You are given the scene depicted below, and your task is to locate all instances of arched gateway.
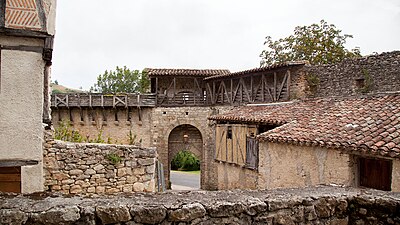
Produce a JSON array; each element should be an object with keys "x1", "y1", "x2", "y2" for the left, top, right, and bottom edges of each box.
[{"x1": 168, "y1": 124, "x2": 203, "y2": 189}]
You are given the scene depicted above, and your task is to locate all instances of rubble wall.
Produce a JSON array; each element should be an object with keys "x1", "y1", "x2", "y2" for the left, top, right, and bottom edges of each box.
[
  {"x1": 0, "y1": 187, "x2": 399, "y2": 224},
  {"x1": 43, "y1": 133, "x2": 158, "y2": 195}
]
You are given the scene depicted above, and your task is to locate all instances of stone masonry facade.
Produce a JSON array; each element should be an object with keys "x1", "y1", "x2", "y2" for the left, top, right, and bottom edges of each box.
[
  {"x1": 1, "y1": 187, "x2": 399, "y2": 224},
  {"x1": 43, "y1": 131, "x2": 158, "y2": 195},
  {"x1": 305, "y1": 51, "x2": 400, "y2": 98}
]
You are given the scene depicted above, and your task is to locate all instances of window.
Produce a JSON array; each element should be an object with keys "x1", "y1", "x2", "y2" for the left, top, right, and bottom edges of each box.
[{"x1": 227, "y1": 126, "x2": 232, "y2": 139}]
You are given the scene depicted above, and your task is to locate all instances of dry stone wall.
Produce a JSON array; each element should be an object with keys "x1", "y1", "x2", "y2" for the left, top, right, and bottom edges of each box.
[
  {"x1": 305, "y1": 51, "x2": 400, "y2": 97},
  {"x1": 1, "y1": 187, "x2": 399, "y2": 224},
  {"x1": 43, "y1": 131, "x2": 158, "y2": 195}
]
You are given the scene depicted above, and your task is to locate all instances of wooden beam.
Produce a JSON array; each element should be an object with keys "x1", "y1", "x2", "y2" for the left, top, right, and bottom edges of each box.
[
  {"x1": 250, "y1": 76, "x2": 253, "y2": 102},
  {"x1": 232, "y1": 79, "x2": 241, "y2": 104},
  {"x1": 155, "y1": 77, "x2": 158, "y2": 105},
  {"x1": 1, "y1": 45, "x2": 43, "y2": 53},
  {"x1": 230, "y1": 79, "x2": 233, "y2": 104},
  {"x1": 0, "y1": 160, "x2": 38, "y2": 167},
  {"x1": 206, "y1": 83, "x2": 214, "y2": 105},
  {"x1": 277, "y1": 72, "x2": 288, "y2": 101},
  {"x1": 221, "y1": 81, "x2": 231, "y2": 104},
  {"x1": 42, "y1": 64, "x2": 51, "y2": 124},
  {"x1": 0, "y1": 27, "x2": 50, "y2": 38},
  {"x1": 213, "y1": 81, "x2": 216, "y2": 104},
  {"x1": 240, "y1": 78, "x2": 251, "y2": 103}
]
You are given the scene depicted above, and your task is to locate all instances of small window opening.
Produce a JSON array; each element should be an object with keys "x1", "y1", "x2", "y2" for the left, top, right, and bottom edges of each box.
[
  {"x1": 185, "y1": 112, "x2": 189, "y2": 115},
  {"x1": 163, "y1": 111, "x2": 166, "y2": 115},
  {"x1": 69, "y1": 110, "x2": 73, "y2": 122},
  {"x1": 127, "y1": 108, "x2": 132, "y2": 122},
  {"x1": 355, "y1": 78, "x2": 365, "y2": 89},
  {"x1": 227, "y1": 126, "x2": 232, "y2": 139},
  {"x1": 80, "y1": 110, "x2": 84, "y2": 122},
  {"x1": 114, "y1": 111, "x2": 118, "y2": 121}
]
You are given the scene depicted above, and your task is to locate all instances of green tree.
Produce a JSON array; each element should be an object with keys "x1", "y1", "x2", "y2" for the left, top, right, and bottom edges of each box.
[
  {"x1": 259, "y1": 20, "x2": 361, "y2": 66},
  {"x1": 90, "y1": 66, "x2": 150, "y2": 94}
]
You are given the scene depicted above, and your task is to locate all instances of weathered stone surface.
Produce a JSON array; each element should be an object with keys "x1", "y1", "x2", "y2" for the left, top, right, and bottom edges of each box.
[
  {"x1": 96, "y1": 206, "x2": 131, "y2": 224},
  {"x1": 1, "y1": 187, "x2": 400, "y2": 224},
  {"x1": 169, "y1": 203, "x2": 206, "y2": 222},
  {"x1": 43, "y1": 141, "x2": 157, "y2": 195},
  {"x1": 0, "y1": 209, "x2": 28, "y2": 225},
  {"x1": 131, "y1": 205, "x2": 167, "y2": 224},
  {"x1": 31, "y1": 206, "x2": 81, "y2": 224},
  {"x1": 206, "y1": 201, "x2": 244, "y2": 217}
]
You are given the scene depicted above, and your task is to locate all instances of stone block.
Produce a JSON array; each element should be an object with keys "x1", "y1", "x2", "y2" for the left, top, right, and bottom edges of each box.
[
  {"x1": 169, "y1": 203, "x2": 206, "y2": 222},
  {"x1": 96, "y1": 186, "x2": 105, "y2": 194},
  {"x1": 130, "y1": 205, "x2": 166, "y2": 224},
  {"x1": 96, "y1": 206, "x2": 131, "y2": 224},
  {"x1": 133, "y1": 182, "x2": 145, "y2": 192},
  {"x1": 84, "y1": 169, "x2": 96, "y2": 175},
  {"x1": 69, "y1": 169, "x2": 84, "y2": 175}
]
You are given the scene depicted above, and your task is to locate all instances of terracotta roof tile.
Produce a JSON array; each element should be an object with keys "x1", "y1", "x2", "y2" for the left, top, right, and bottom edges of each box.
[
  {"x1": 209, "y1": 94, "x2": 400, "y2": 159},
  {"x1": 143, "y1": 68, "x2": 230, "y2": 77},
  {"x1": 204, "y1": 61, "x2": 308, "y2": 80}
]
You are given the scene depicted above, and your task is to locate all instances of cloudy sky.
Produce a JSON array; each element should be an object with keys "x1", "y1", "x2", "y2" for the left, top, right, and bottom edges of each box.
[{"x1": 51, "y1": 0, "x2": 400, "y2": 90}]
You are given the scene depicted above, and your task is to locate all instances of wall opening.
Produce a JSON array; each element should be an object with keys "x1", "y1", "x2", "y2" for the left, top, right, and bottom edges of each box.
[
  {"x1": 359, "y1": 157, "x2": 392, "y2": 191},
  {"x1": 168, "y1": 124, "x2": 203, "y2": 190},
  {"x1": 0, "y1": 167, "x2": 21, "y2": 193}
]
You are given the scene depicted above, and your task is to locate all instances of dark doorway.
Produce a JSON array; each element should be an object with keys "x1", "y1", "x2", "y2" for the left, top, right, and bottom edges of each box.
[
  {"x1": 0, "y1": 167, "x2": 21, "y2": 193},
  {"x1": 359, "y1": 157, "x2": 392, "y2": 191}
]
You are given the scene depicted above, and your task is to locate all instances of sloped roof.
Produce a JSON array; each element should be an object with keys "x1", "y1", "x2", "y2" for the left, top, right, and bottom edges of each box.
[
  {"x1": 144, "y1": 68, "x2": 230, "y2": 77},
  {"x1": 209, "y1": 94, "x2": 400, "y2": 159},
  {"x1": 204, "y1": 61, "x2": 308, "y2": 80}
]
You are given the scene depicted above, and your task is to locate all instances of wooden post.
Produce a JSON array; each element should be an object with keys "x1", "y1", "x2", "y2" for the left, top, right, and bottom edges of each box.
[
  {"x1": 213, "y1": 81, "x2": 216, "y2": 104},
  {"x1": 173, "y1": 77, "x2": 176, "y2": 104},
  {"x1": 0, "y1": 45, "x2": 2, "y2": 93},
  {"x1": 230, "y1": 79, "x2": 233, "y2": 105},
  {"x1": 287, "y1": 70, "x2": 291, "y2": 100},
  {"x1": 261, "y1": 74, "x2": 265, "y2": 102},
  {"x1": 250, "y1": 76, "x2": 253, "y2": 102},
  {"x1": 42, "y1": 63, "x2": 51, "y2": 124},
  {"x1": 193, "y1": 78, "x2": 196, "y2": 105},
  {"x1": 155, "y1": 77, "x2": 158, "y2": 105},
  {"x1": 274, "y1": 72, "x2": 277, "y2": 102}
]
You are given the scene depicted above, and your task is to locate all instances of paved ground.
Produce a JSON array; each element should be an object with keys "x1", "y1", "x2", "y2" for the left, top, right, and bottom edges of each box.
[{"x1": 170, "y1": 170, "x2": 200, "y2": 190}]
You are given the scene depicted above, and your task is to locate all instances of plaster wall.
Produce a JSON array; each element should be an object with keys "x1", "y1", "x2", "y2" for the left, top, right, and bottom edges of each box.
[
  {"x1": 0, "y1": 37, "x2": 45, "y2": 193},
  {"x1": 392, "y1": 159, "x2": 400, "y2": 192},
  {"x1": 215, "y1": 162, "x2": 258, "y2": 190},
  {"x1": 258, "y1": 142, "x2": 352, "y2": 190}
]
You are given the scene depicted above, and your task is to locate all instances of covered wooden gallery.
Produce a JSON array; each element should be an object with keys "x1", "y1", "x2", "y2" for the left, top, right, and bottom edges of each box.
[{"x1": 208, "y1": 94, "x2": 400, "y2": 191}]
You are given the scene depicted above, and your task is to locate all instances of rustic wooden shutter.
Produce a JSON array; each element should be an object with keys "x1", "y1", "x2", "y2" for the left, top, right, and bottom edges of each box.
[
  {"x1": 246, "y1": 137, "x2": 259, "y2": 169},
  {"x1": 215, "y1": 125, "x2": 227, "y2": 161}
]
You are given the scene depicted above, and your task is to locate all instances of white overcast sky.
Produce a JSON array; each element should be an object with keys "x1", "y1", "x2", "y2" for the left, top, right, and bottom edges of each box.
[{"x1": 51, "y1": 0, "x2": 400, "y2": 90}]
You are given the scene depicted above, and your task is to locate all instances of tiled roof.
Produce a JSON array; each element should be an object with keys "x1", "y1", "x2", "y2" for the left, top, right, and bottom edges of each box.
[
  {"x1": 144, "y1": 68, "x2": 230, "y2": 77},
  {"x1": 204, "y1": 61, "x2": 308, "y2": 80},
  {"x1": 209, "y1": 94, "x2": 400, "y2": 159}
]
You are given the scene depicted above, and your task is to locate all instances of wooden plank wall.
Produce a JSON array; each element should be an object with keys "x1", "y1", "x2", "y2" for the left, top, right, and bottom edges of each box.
[{"x1": 215, "y1": 124, "x2": 257, "y2": 167}]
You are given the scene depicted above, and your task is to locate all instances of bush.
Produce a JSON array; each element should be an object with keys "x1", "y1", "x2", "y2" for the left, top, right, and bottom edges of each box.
[{"x1": 171, "y1": 150, "x2": 200, "y2": 171}]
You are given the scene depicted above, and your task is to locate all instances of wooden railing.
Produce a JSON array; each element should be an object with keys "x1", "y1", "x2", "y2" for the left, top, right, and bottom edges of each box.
[{"x1": 51, "y1": 93, "x2": 157, "y2": 108}]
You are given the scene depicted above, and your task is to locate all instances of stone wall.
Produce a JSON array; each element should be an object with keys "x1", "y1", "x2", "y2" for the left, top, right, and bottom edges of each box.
[
  {"x1": 1, "y1": 187, "x2": 399, "y2": 224},
  {"x1": 52, "y1": 107, "x2": 153, "y2": 146},
  {"x1": 43, "y1": 132, "x2": 158, "y2": 194},
  {"x1": 305, "y1": 51, "x2": 400, "y2": 98}
]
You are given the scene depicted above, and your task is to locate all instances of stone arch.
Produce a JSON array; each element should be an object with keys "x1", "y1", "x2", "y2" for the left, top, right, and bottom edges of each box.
[{"x1": 167, "y1": 124, "x2": 203, "y2": 189}]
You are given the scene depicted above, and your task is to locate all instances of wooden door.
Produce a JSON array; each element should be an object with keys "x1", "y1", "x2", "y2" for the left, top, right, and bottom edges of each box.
[
  {"x1": 359, "y1": 158, "x2": 392, "y2": 191},
  {"x1": 0, "y1": 167, "x2": 21, "y2": 193}
]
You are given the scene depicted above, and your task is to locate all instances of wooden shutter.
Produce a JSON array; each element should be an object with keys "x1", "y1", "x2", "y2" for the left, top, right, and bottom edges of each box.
[{"x1": 246, "y1": 137, "x2": 259, "y2": 169}]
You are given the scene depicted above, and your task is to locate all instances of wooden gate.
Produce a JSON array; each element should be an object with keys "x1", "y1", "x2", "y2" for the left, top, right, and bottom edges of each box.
[
  {"x1": 0, "y1": 167, "x2": 21, "y2": 193},
  {"x1": 359, "y1": 157, "x2": 392, "y2": 191}
]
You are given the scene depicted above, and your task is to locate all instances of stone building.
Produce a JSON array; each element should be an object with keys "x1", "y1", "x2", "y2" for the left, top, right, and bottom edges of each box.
[
  {"x1": 209, "y1": 94, "x2": 400, "y2": 191},
  {"x1": 51, "y1": 51, "x2": 400, "y2": 191},
  {"x1": 0, "y1": 0, "x2": 57, "y2": 193}
]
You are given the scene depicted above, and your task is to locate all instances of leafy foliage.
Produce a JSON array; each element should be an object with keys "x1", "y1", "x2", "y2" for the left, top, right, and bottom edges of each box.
[
  {"x1": 106, "y1": 153, "x2": 123, "y2": 164},
  {"x1": 171, "y1": 150, "x2": 200, "y2": 171},
  {"x1": 260, "y1": 20, "x2": 361, "y2": 66},
  {"x1": 90, "y1": 66, "x2": 150, "y2": 94}
]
